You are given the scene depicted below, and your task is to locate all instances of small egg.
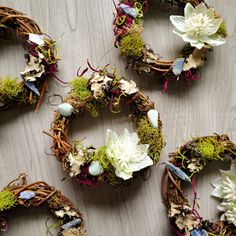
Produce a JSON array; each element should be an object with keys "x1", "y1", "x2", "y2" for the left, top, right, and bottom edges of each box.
[
  {"x1": 88, "y1": 161, "x2": 104, "y2": 176},
  {"x1": 57, "y1": 103, "x2": 74, "y2": 117},
  {"x1": 147, "y1": 109, "x2": 159, "y2": 128}
]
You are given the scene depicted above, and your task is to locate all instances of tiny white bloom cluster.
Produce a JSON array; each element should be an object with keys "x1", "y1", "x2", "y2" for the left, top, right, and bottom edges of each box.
[
  {"x1": 68, "y1": 147, "x2": 86, "y2": 177},
  {"x1": 55, "y1": 206, "x2": 78, "y2": 218},
  {"x1": 211, "y1": 163, "x2": 236, "y2": 226},
  {"x1": 170, "y1": 3, "x2": 226, "y2": 49}
]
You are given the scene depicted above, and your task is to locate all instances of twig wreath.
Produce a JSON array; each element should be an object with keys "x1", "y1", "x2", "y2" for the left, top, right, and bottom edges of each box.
[
  {"x1": 113, "y1": 0, "x2": 227, "y2": 90},
  {"x1": 0, "y1": 6, "x2": 59, "y2": 111},
  {"x1": 161, "y1": 134, "x2": 236, "y2": 236},
  {"x1": 44, "y1": 64, "x2": 164, "y2": 186},
  {"x1": 0, "y1": 174, "x2": 85, "y2": 236}
]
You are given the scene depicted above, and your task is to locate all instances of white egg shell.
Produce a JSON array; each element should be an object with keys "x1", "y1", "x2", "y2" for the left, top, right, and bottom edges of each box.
[
  {"x1": 147, "y1": 109, "x2": 159, "y2": 128},
  {"x1": 57, "y1": 103, "x2": 74, "y2": 117},
  {"x1": 88, "y1": 161, "x2": 104, "y2": 176}
]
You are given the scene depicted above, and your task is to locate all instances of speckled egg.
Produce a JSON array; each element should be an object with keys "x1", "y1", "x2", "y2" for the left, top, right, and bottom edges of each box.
[{"x1": 147, "y1": 109, "x2": 159, "y2": 128}]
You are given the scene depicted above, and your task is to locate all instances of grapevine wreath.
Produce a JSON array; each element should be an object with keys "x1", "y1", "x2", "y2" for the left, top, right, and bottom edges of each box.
[
  {"x1": 44, "y1": 64, "x2": 164, "y2": 186},
  {"x1": 0, "y1": 174, "x2": 85, "y2": 236},
  {"x1": 161, "y1": 134, "x2": 236, "y2": 236},
  {"x1": 113, "y1": 0, "x2": 227, "y2": 90},
  {"x1": 0, "y1": 6, "x2": 59, "y2": 111}
]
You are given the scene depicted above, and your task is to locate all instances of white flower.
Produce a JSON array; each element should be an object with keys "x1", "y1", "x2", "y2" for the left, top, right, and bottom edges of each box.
[
  {"x1": 170, "y1": 3, "x2": 226, "y2": 49},
  {"x1": 105, "y1": 128, "x2": 153, "y2": 180},
  {"x1": 68, "y1": 148, "x2": 85, "y2": 177},
  {"x1": 119, "y1": 79, "x2": 139, "y2": 95},
  {"x1": 211, "y1": 162, "x2": 236, "y2": 226},
  {"x1": 90, "y1": 72, "x2": 112, "y2": 98}
]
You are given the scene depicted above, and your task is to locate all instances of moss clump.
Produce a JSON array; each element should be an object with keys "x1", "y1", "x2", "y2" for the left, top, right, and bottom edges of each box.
[
  {"x1": 70, "y1": 77, "x2": 92, "y2": 101},
  {"x1": 216, "y1": 20, "x2": 227, "y2": 38},
  {"x1": 136, "y1": 117, "x2": 164, "y2": 163},
  {"x1": 85, "y1": 99, "x2": 101, "y2": 117},
  {"x1": 0, "y1": 76, "x2": 24, "y2": 103},
  {"x1": 119, "y1": 33, "x2": 144, "y2": 58},
  {"x1": 0, "y1": 189, "x2": 17, "y2": 212},
  {"x1": 91, "y1": 146, "x2": 109, "y2": 169},
  {"x1": 196, "y1": 137, "x2": 225, "y2": 162},
  {"x1": 127, "y1": 23, "x2": 143, "y2": 35}
]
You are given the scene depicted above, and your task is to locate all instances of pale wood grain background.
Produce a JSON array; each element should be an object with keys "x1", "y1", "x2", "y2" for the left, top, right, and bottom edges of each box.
[{"x1": 0, "y1": 0, "x2": 235, "y2": 235}]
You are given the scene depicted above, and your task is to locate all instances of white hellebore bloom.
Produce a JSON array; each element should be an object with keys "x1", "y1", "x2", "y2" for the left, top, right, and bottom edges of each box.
[
  {"x1": 211, "y1": 163, "x2": 236, "y2": 226},
  {"x1": 105, "y1": 128, "x2": 153, "y2": 180},
  {"x1": 119, "y1": 79, "x2": 139, "y2": 95},
  {"x1": 170, "y1": 3, "x2": 226, "y2": 49}
]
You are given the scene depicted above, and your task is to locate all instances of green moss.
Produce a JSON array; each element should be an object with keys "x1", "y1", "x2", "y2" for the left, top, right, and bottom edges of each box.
[
  {"x1": 136, "y1": 117, "x2": 164, "y2": 163},
  {"x1": 0, "y1": 76, "x2": 24, "y2": 102},
  {"x1": 119, "y1": 33, "x2": 144, "y2": 58},
  {"x1": 70, "y1": 77, "x2": 92, "y2": 100},
  {"x1": 196, "y1": 137, "x2": 225, "y2": 162},
  {"x1": 216, "y1": 20, "x2": 227, "y2": 38},
  {"x1": 85, "y1": 99, "x2": 101, "y2": 117},
  {"x1": 0, "y1": 189, "x2": 17, "y2": 212},
  {"x1": 91, "y1": 146, "x2": 109, "y2": 169}
]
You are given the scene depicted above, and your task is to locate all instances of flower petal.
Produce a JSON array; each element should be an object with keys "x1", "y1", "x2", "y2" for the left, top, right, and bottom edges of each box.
[
  {"x1": 206, "y1": 18, "x2": 222, "y2": 35},
  {"x1": 129, "y1": 155, "x2": 153, "y2": 172},
  {"x1": 115, "y1": 168, "x2": 132, "y2": 180},
  {"x1": 170, "y1": 16, "x2": 186, "y2": 32},
  {"x1": 195, "y1": 3, "x2": 208, "y2": 15},
  {"x1": 184, "y1": 3, "x2": 195, "y2": 19},
  {"x1": 189, "y1": 41, "x2": 204, "y2": 49},
  {"x1": 211, "y1": 186, "x2": 223, "y2": 198},
  {"x1": 204, "y1": 35, "x2": 226, "y2": 47}
]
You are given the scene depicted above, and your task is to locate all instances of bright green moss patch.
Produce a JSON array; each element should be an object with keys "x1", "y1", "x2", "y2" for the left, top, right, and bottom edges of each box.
[
  {"x1": 119, "y1": 33, "x2": 144, "y2": 58},
  {"x1": 0, "y1": 189, "x2": 17, "y2": 212},
  {"x1": 0, "y1": 76, "x2": 23, "y2": 102},
  {"x1": 70, "y1": 77, "x2": 92, "y2": 100},
  {"x1": 136, "y1": 118, "x2": 164, "y2": 163},
  {"x1": 196, "y1": 137, "x2": 225, "y2": 162},
  {"x1": 91, "y1": 146, "x2": 109, "y2": 169}
]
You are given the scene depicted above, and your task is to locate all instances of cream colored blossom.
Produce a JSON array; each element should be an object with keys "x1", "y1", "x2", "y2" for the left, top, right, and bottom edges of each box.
[
  {"x1": 119, "y1": 79, "x2": 139, "y2": 95},
  {"x1": 105, "y1": 128, "x2": 153, "y2": 180},
  {"x1": 211, "y1": 163, "x2": 236, "y2": 226},
  {"x1": 68, "y1": 148, "x2": 85, "y2": 177},
  {"x1": 90, "y1": 72, "x2": 112, "y2": 98},
  {"x1": 170, "y1": 3, "x2": 226, "y2": 49}
]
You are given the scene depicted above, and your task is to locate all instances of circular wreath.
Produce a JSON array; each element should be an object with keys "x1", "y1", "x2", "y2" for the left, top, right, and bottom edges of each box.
[
  {"x1": 0, "y1": 7, "x2": 59, "y2": 111},
  {"x1": 161, "y1": 134, "x2": 236, "y2": 236},
  {"x1": 113, "y1": 0, "x2": 227, "y2": 90},
  {"x1": 0, "y1": 174, "x2": 85, "y2": 236},
  {"x1": 44, "y1": 64, "x2": 164, "y2": 186}
]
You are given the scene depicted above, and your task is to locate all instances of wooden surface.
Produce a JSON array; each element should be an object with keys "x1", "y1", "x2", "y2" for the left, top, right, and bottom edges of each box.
[{"x1": 0, "y1": 0, "x2": 235, "y2": 235}]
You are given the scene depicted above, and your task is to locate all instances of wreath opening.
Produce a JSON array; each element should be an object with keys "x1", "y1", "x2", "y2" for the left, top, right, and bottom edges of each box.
[
  {"x1": 161, "y1": 134, "x2": 236, "y2": 236},
  {"x1": 0, "y1": 174, "x2": 85, "y2": 236},
  {"x1": 44, "y1": 64, "x2": 164, "y2": 186},
  {"x1": 113, "y1": 0, "x2": 227, "y2": 90},
  {"x1": 0, "y1": 7, "x2": 60, "y2": 111}
]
